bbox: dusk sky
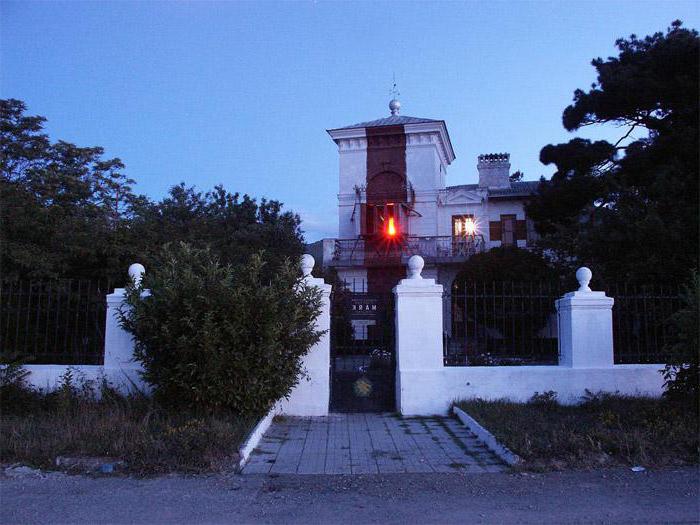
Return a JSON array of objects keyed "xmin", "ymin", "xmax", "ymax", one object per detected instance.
[{"xmin": 2, "ymin": 1, "xmax": 698, "ymax": 241}]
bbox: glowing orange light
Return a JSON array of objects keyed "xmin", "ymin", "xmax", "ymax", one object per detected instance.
[{"xmin": 387, "ymin": 217, "xmax": 397, "ymax": 237}]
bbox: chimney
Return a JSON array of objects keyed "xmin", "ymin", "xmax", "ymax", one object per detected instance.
[{"xmin": 477, "ymin": 153, "xmax": 510, "ymax": 189}]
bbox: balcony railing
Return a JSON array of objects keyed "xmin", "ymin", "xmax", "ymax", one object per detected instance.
[{"xmin": 331, "ymin": 235, "xmax": 486, "ymax": 265}]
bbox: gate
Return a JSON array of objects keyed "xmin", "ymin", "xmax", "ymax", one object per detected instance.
[{"xmin": 330, "ymin": 289, "xmax": 395, "ymax": 412}]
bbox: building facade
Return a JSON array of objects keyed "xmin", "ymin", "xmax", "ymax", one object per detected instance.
[{"xmin": 313, "ymin": 98, "xmax": 539, "ymax": 301}]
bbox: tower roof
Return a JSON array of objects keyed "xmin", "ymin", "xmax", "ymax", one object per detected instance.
[{"xmin": 330, "ymin": 114, "xmax": 441, "ymax": 131}]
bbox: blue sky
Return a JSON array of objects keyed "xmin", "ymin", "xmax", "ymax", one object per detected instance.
[{"xmin": 2, "ymin": 1, "xmax": 698, "ymax": 241}]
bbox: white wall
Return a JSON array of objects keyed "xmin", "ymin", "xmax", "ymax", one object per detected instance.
[
  {"xmin": 278, "ymin": 267, "xmax": 332, "ymax": 416},
  {"xmin": 398, "ymin": 365, "xmax": 666, "ymax": 415}
]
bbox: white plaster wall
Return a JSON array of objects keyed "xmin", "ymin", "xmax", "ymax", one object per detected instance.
[
  {"xmin": 337, "ymin": 140, "xmax": 366, "ymax": 238},
  {"xmin": 338, "ymin": 145, "xmax": 367, "ymax": 195},
  {"xmin": 338, "ymin": 200, "xmax": 357, "ymax": 238},
  {"xmin": 398, "ymin": 365, "xmax": 666, "ymax": 415},
  {"xmin": 408, "ymin": 196, "xmax": 439, "ymax": 236},
  {"xmin": 406, "ymin": 139, "xmax": 442, "ymax": 191},
  {"xmin": 22, "ymin": 364, "xmax": 148, "ymax": 394}
]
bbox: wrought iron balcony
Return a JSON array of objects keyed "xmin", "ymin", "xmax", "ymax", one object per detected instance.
[{"xmin": 330, "ymin": 235, "xmax": 486, "ymax": 266}]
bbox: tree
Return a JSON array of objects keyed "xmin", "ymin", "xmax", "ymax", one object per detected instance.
[
  {"xmin": 526, "ymin": 22, "xmax": 699, "ymax": 283},
  {"xmin": 1, "ymin": 99, "xmax": 305, "ymax": 283},
  {"xmin": 1, "ymin": 99, "xmax": 139, "ymax": 280},
  {"xmin": 454, "ymin": 246, "xmax": 558, "ymax": 283}
]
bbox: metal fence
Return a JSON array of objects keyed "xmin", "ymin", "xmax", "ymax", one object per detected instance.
[
  {"xmin": 445, "ymin": 280, "xmax": 684, "ymax": 366},
  {"xmin": 0, "ymin": 279, "xmax": 113, "ymax": 365},
  {"xmin": 606, "ymin": 282, "xmax": 683, "ymax": 364},
  {"xmin": 445, "ymin": 281, "xmax": 563, "ymax": 366}
]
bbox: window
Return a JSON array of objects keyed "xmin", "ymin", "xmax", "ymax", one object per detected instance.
[
  {"xmin": 452, "ymin": 215, "xmax": 476, "ymax": 238},
  {"xmin": 501, "ymin": 214, "xmax": 516, "ymax": 246},
  {"xmin": 489, "ymin": 214, "xmax": 528, "ymax": 245},
  {"xmin": 361, "ymin": 203, "xmax": 404, "ymax": 237}
]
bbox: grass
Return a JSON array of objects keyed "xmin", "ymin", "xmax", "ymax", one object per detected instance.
[
  {"xmin": 455, "ymin": 393, "xmax": 699, "ymax": 471},
  {"xmin": 0, "ymin": 370, "xmax": 258, "ymax": 475}
]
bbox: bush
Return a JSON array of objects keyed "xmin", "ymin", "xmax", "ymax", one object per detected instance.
[
  {"xmin": 663, "ymin": 271, "xmax": 699, "ymax": 404},
  {"xmin": 119, "ymin": 242, "xmax": 323, "ymax": 415}
]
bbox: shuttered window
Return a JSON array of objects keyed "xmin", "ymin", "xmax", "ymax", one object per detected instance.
[{"xmin": 489, "ymin": 221, "xmax": 501, "ymax": 241}]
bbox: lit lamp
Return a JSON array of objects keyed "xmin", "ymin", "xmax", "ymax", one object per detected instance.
[
  {"xmin": 386, "ymin": 216, "xmax": 397, "ymax": 237},
  {"xmin": 464, "ymin": 217, "xmax": 477, "ymax": 237}
]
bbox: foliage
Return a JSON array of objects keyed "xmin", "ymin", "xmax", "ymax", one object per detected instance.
[
  {"xmin": 455, "ymin": 394, "xmax": 698, "ymax": 470},
  {"xmin": 454, "ymin": 246, "xmax": 559, "ymax": 283},
  {"xmin": 509, "ymin": 170, "xmax": 524, "ymax": 183},
  {"xmin": 1, "ymin": 99, "xmax": 304, "ymax": 283},
  {"xmin": 119, "ymin": 242, "xmax": 323, "ymax": 414},
  {"xmin": 662, "ymin": 272, "xmax": 699, "ymax": 403},
  {"xmin": 1, "ymin": 99, "xmax": 140, "ymax": 280},
  {"xmin": 0, "ymin": 363, "xmax": 39, "ymax": 413},
  {"xmin": 452, "ymin": 248, "xmax": 561, "ymax": 359},
  {"xmin": 0, "ymin": 369, "xmax": 255, "ymax": 474},
  {"xmin": 526, "ymin": 22, "xmax": 699, "ymax": 282}
]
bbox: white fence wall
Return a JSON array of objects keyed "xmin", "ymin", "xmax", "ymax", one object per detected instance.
[
  {"xmin": 17, "ymin": 258, "xmax": 668, "ymax": 416},
  {"xmin": 394, "ymin": 259, "xmax": 666, "ymax": 415}
]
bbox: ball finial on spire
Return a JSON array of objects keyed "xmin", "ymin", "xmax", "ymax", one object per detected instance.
[{"xmin": 389, "ymin": 99, "xmax": 401, "ymax": 115}]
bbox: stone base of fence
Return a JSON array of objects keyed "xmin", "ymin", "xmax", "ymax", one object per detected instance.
[
  {"xmin": 22, "ymin": 364, "xmax": 148, "ymax": 394},
  {"xmin": 398, "ymin": 364, "xmax": 666, "ymax": 415}
]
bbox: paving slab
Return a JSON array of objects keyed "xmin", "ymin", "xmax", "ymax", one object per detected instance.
[{"xmin": 242, "ymin": 413, "xmax": 506, "ymax": 475}]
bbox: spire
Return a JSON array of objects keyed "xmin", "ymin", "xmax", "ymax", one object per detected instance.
[{"xmin": 389, "ymin": 75, "xmax": 401, "ymax": 115}]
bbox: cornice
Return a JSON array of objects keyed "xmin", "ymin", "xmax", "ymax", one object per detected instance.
[{"xmin": 404, "ymin": 122, "xmax": 456, "ymax": 166}]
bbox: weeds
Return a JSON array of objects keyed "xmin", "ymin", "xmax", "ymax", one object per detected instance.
[
  {"xmin": 0, "ymin": 367, "xmax": 257, "ymax": 474},
  {"xmin": 455, "ymin": 394, "xmax": 699, "ymax": 470}
]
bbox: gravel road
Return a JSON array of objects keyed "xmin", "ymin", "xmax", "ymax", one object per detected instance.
[{"xmin": 1, "ymin": 467, "xmax": 698, "ymax": 524}]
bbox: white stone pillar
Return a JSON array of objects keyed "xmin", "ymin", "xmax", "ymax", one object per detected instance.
[
  {"xmin": 555, "ymin": 267, "xmax": 615, "ymax": 368},
  {"xmin": 393, "ymin": 255, "xmax": 445, "ymax": 415},
  {"xmin": 103, "ymin": 264, "xmax": 146, "ymax": 390},
  {"xmin": 279, "ymin": 254, "xmax": 332, "ymax": 416}
]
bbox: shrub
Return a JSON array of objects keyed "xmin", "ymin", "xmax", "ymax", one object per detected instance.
[
  {"xmin": 0, "ymin": 363, "xmax": 40, "ymax": 415},
  {"xmin": 119, "ymin": 242, "xmax": 323, "ymax": 415},
  {"xmin": 662, "ymin": 271, "xmax": 699, "ymax": 404}
]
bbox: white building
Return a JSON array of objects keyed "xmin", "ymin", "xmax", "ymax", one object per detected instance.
[{"xmin": 311, "ymin": 98, "xmax": 539, "ymax": 296}]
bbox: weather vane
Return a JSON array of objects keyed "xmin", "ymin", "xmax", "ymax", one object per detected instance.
[
  {"xmin": 389, "ymin": 73, "xmax": 400, "ymax": 99},
  {"xmin": 389, "ymin": 73, "xmax": 401, "ymax": 115}
]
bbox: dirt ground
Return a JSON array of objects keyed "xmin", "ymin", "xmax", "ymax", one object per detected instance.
[{"xmin": 1, "ymin": 467, "xmax": 698, "ymax": 524}]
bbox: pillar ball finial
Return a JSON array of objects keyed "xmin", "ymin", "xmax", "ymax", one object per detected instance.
[
  {"xmin": 576, "ymin": 267, "xmax": 593, "ymax": 292},
  {"xmin": 128, "ymin": 263, "xmax": 145, "ymax": 286},
  {"xmin": 301, "ymin": 254, "xmax": 315, "ymax": 277},
  {"xmin": 407, "ymin": 255, "xmax": 424, "ymax": 279}
]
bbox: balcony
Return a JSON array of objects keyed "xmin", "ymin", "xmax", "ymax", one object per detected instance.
[{"xmin": 330, "ymin": 235, "xmax": 486, "ymax": 266}]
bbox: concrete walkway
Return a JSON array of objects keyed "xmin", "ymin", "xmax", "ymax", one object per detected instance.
[{"xmin": 243, "ymin": 413, "xmax": 506, "ymax": 475}]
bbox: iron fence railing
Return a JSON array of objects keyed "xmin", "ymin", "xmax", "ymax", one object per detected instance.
[
  {"xmin": 445, "ymin": 281, "xmax": 562, "ymax": 366},
  {"xmin": 445, "ymin": 280, "xmax": 684, "ymax": 366},
  {"xmin": 332, "ymin": 235, "xmax": 486, "ymax": 264},
  {"xmin": 605, "ymin": 283, "xmax": 683, "ymax": 364},
  {"xmin": 0, "ymin": 279, "xmax": 113, "ymax": 365}
]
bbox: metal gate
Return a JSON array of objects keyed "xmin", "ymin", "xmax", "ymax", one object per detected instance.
[{"xmin": 330, "ymin": 289, "xmax": 395, "ymax": 412}]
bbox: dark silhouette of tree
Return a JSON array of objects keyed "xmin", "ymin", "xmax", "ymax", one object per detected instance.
[
  {"xmin": 1, "ymin": 99, "xmax": 304, "ymax": 282},
  {"xmin": 527, "ymin": 21, "xmax": 699, "ymax": 282}
]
